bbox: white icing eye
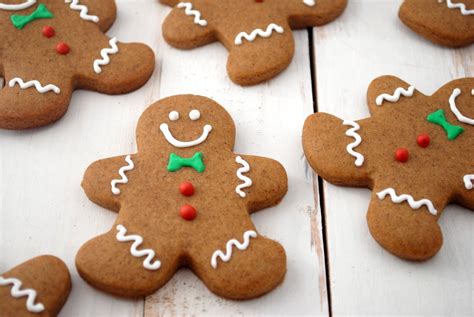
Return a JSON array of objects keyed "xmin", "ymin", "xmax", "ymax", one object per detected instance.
[
  {"xmin": 169, "ymin": 111, "xmax": 180, "ymax": 121},
  {"xmin": 189, "ymin": 110, "xmax": 201, "ymax": 121}
]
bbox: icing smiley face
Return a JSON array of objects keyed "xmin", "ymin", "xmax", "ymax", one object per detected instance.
[{"xmin": 160, "ymin": 109, "xmax": 213, "ymax": 148}]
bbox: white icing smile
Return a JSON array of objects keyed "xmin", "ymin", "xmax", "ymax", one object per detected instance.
[
  {"xmin": 160, "ymin": 123, "xmax": 212, "ymax": 148},
  {"xmin": 0, "ymin": 0, "xmax": 36, "ymax": 11}
]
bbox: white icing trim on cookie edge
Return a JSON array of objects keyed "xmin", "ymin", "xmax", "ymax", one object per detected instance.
[
  {"xmin": 111, "ymin": 155, "xmax": 134, "ymax": 195},
  {"xmin": 235, "ymin": 156, "xmax": 252, "ymax": 198},
  {"xmin": 0, "ymin": 276, "xmax": 45, "ymax": 313},
  {"xmin": 116, "ymin": 224, "xmax": 161, "ymax": 270},
  {"xmin": 65, "ymin": 0, "xmax": 99, "ymax": 22},
  {"xmin": 177, "ymin": 2, "xmax": 207, "ymax": 26},
  {"xmin": 376, "ymin": 86, "xmax": 415, "ymax": 106},
  {"xmin": 235, "ymin": 23, "xmax": 284, "ymax": 45},
  {"xmin": 211, "ymin": 230, "xmax": 257, "ymax": 269},
  {"xmin": 343, "ymin": 120, "xmax": 365, "ymax": 167},
  {"xmin": 9, "ymin": 78, "xmax": 60, "ymax": 94},
  {"xmin": 376, "ymin": 188, "xmax": 438, "ymax": 216}
]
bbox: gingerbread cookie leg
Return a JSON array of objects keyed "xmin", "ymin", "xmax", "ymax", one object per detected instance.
[
  {"xmin": 190, "ymin": 228, "xmax": 286, "ymax": 300},
  {"xmin": 75, "ymin": 37, "xmax": 155, "ymax": 95},
  {"xmin": 303, "ymin": 113, "xmax": 370, "ymax": 187},
  {"xmin": 76, "ymin": 224, "xmax": 181, "ymax": 297},
  {"xmin": 0, "ymin": 66, "xmax": 73, "ymax": 129}
]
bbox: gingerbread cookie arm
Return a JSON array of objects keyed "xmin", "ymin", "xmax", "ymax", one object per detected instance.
[
  {"xmin": 235, "ymin": 155, "xmax": 288, "ymax": 213},
  {"xmin": 366, "ymin": 75, "xmax": 420, "ymax": 114},
  {"xmin": 75, "ymin": 0, "xmax": 117, "ymax": 32},
  {"xmin": 0, "ymin": 255, "xmax": 71, "ymax": 317},
  {"xmin": 226, "ymin": 22, "xmax": 294, "ymax": 86},
  {"xmin": 82, "ymin": 155, "xmax": 136, "ymax": 212},
  {"xmin": 75, "ymin": 37, "xmax": 155, "ymax": 95},
  {"xmin": 285, "ymin": 0, "xmax": 347, "ymax": 28},
  {"xmin": 303, "ymin": 113, "xmax": 370, "ymax": 187},
  {"xmin": 162, "ymin": 5, "xmax": 217, "ymax": 49},
  {"xmin": 0, "ymin": 65, "xmax": 74, "ymax": 129}
]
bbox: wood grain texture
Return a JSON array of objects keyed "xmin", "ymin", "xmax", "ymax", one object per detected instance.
[{"xmin": 312, "ymin": 0, "xmax": 473, "ymax": 315}]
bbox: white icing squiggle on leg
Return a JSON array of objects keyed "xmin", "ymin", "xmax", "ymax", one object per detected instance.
[
  {"xmin": 0, "ymin": 277, "xmax": 45, "ymax": 313},
  {"xmin": 111, "ymin": 155, "xmax": 134, "ymax": 195},
  {"xmin": 235, "ymin": 156, "xmax": 252, "ymax": 198},
  {"xmin": 464, "ymin": 175, "xmax": 474, "ymax": 190},
  {"xmin": 376, "ymin": 188, "xmax": 438, "ymax": 216},
  {"xmin": 177, "ymin": 2, "xmax": 207, "ymax": 26},
  {"xmin": 235, "ymin": 23, "xmax": 284, "ymax": 45},
  {"xmin": 9, "ymin": 78, "xmax": 60, "ymax": 94},
  {"xmin": 116, "ymin": 224, "xmax": 161, "ymax": 270},
  {"xmin": 93, "ymin": 37, "xmax": 119, "ymax": 74},
  {"xmin": 211, "ymin": 230, "xmax": 257, "ymax": 269},
  {"xmin": 343, "ymin": 120, "xmax": 364, "ymax": 167},
  {"xmin": 303, "ymin": 0, "xmax": 316, "ymax": 6},
  {"xmin": 449, "ymin": 88, "xmax": 474, "ymax": 125},
  {"xmin": 0, "ymin": 0, "xmax": 36, "ymax": 10},
  {"xmin": 65, "ymin": 0, "xmax": 99, "ymax": 22},
  {"xmin": 443, "ymin": 0, "xmax": 474, "ymax": 15},
  {"xmin": 376, "ymin": 86, "xmax": 415, "ymax": 106}
]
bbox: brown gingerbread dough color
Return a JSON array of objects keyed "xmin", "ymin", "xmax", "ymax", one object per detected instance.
[
  {"xmin": 160, "ymin": 0, "xmax": 347, "ymax": 86},
  {"xmin": 76, "ymin": 95, "xmax": 288, "ymax": 299},
  {"xmin": 303, "ymin": 76, "xmax": 474, "ymax": 261},
  {"xmin": 399, "ymin": 0, "xmax": 474, "ymax": 47},
  {"xmin": 0, "ymin": 0, "xmax": 155, "ymax": 130},
  {"xmin": 0, "ymin": 255, "xmax": 71, "ymax": 317}
]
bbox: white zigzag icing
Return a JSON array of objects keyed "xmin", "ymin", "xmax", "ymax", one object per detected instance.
[
  {"xmin": 177, "ymin": 2, "xmax": 207, "ymax": 26},
  {"xmin": 93, "ymin": 37, "xmax": 119, "ymax": 74},
  {"xmin": 445, "ymin": 0, "xmax": 474, "ymax": 15},
  {"xmin": 464, "ymin": 175, "xmax": 474, "ymax": 190},
  {"xmin": 0, "ymin": 0, "xmax": 36, "ymax": 11},
  {"xmin": 9, "ymin": 78, "xmax": 60, "ymax": 94},
  {"xmin": 235, "ymin": 23, "xmax": 284, "ymax": 45},
  {"xmin": 0, "ymin": 277, "xmax": 45, "ymax": 313},
  {"xmin": 343, "ymin": 120, "xmax": 364, "ymax": 167},
  {"xmin": 235, "ymin": 156, "xmax": 252, "ymax": 198},
  {"xmin": 303, "ymin": 0, "xmax": 316, "ymax": 6},
  {"xmin": 111, "ymin": 155, "xmax": 134, "ymax": 195},
  {"xmin": 376, "ymin": 188, "xmax": 438, "ymax": 216},
  {"xmin": 65, "ymin": 0, "xmax": 99, "ymax": 22},
  {"xmin": 449, "ymin": 88, "xmax": 474, "ymax": 125},
  {"xmin": 116, "ymin": 224, "xmax": 161, "ymax": 270},
  {"xmin": 376, "ymin": 86, "xmax": 415, "ymax": 106},
  {"xmin": 211, "ymin": 230, "xmax": 257, "ymax": 269}
]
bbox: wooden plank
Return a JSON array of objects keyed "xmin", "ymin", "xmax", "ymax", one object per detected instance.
[
  {"xmin": 312, "ymin": 0, "xmax": 473, "ymax": 315},
  {"xmin": 143, "ymin": 4, "xmax": 329, "ymax": 317}
]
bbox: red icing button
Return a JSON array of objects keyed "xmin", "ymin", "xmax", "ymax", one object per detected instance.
[
  {"xmin": 417, "ymin": 134, "xmax": 430, "ymax": 148},
  {"xmin": 42, "ymin": 26, "xmax": 55, "ymax": 38},
  {"xmin": 180, "ymin": 204, "xmax": 197, "ymax": 221},
  {"xmin": 395, "ymin": 148, "xmax": 409, "ymax": 163},
  {"xmin": 179, "ymin": 181, "xmax": 195, "ymax": 197},
  {"xmin": 56, "ymin": 42, "xmax": 70, "ymax": 55}
]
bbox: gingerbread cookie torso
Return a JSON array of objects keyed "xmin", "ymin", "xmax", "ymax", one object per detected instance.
[
  {"xmin": 0, "ymin": 255, "xmax": 71, "ymax": 317},
  {"xmin": 399, "ymin": 0, "xmax": 474, "ymax": 47},
  {"xmin": 160, "ymin": 0, "xmax": 347, "ymax": 86},
  {"xmin": 0, "ymin": 0, "xmax": 155, "ymax": 129},
  {"xmin": 76, "ymin": 95, "xmax": 288, "ymax": 299},
  {"xmin": 303, "ymin": 76, "xmax": 474, "ymax": 261}
]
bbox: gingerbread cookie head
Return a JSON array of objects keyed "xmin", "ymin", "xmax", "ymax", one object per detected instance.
[
  {"xmin": 77, "ymin": 95, "xmax": 288, "ymax": 299},
  {"xmin": 160, "ymin": 0, "xmax": 347, "ymax": 86},
  {"xmin": 0, "ymin": 0, "xmax": 155, "ymax": 130},
  {"xmin": 303, "ymin": 76, "xmax": 474, "ymax": 261},
  {"xmin": 0, "ymin": 255, "xmax": 71, "ymax": 317},
  {"xmin": 399, "ymin": 0, "xmax": 474, "ymax": 47}
]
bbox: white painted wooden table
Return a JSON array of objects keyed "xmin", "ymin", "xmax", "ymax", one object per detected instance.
[{"xmin": 0, "ymin": 0, "xmax": 472, "ymax": 316}]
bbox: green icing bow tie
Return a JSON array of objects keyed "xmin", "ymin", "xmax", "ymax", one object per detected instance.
[
  {"xmin": 427, "ymin": 109, "xmax": 465, "ymax": 140},
  {"xmin": 167, "ymin": 152, "xmax": 205, "ymax": 173},
  {"xmin": 11, "ymin": 3, "xmax": 53, "ymax": 30}
]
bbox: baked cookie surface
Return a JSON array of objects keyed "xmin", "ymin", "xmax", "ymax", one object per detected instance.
[{"xmin": 303, "ymin": 76, "xmax": 474, "ymax": 261}]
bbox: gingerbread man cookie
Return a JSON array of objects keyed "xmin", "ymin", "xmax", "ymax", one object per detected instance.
[
  {"xmin": 303, "ymin": 76, "xmax": 474, "ymax": 261},
  {"xmin": 0, "ymin": 0, "xmax": 155, "ymax": 130},
  {"xmin": 399, "ymin": 0, "xmax": 474, "ymax": 47},
  {"xmin": 0, "ymin": 255, "xmax": 71, "ymax": 317},
  {"xmin": 160, "ymin": 0, "xmax": 347, "ymax": 86},
  {"xmin": 76, "ymin": 95, "xmax": 288, "ymax": 299}
]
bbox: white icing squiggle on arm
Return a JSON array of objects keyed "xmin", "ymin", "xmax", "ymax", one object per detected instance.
[
  {"xmin": 449, "ymin": 88, "xmax": 474, "ymax": 125},
  {"xmin": 464, "ymin": 175, "xmax": 473, "ymax": 190},
  {"xmin": 111, "ymin": 155, "xmax": 134, "ymax": 195},
  {"xmin": 116, "ymin": 224, "xmax": 161, "ymax": 270},
  {"xmin": 177, "ymin": 2, "xmax": 207, "ymax": 26},
  {"xmin": 444, "ymin": 0, "xmax": 474, "ymax": 15},
  {"xmin": 376, "ymin": 188, "xmax": 438, "ymax": 216},
  {"xmin": 65, "ymin": 0, "xmax": 99, "ymax": 22},
  {"xmin": 343, "ymin": 120, "xmax": 364, "ymax": 167},
  {"xmin": 376, "ymin": 86, "xmax": 415, "ymax": 106},
  {"xmin": 303, "ymin": 0, "xmax": 316, "ymax": 6},
  {"xmin": 211, "ymin": 230, "xmax": 257, "ymax": 269},
  {"xmin": 235, "ymin": 23, "xmax": 284, "ymax": 45},
  {"xmin": 93, "ymin": 37, "xmax": 119, "ymax": 74},
  {"xmin": 235, "ymin": 156, "xmax": 252, "ymax": 198},
  {"xmin": 0, "ymin": 0, "xmax": 36, "ymax": 10},
  {"xmin": 0, "ymin": 277, "xmax": 45, "ymax": 313},
  {"xmin": 9, "ymin": 78, "xmax": 60, "ymax": 94}
]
